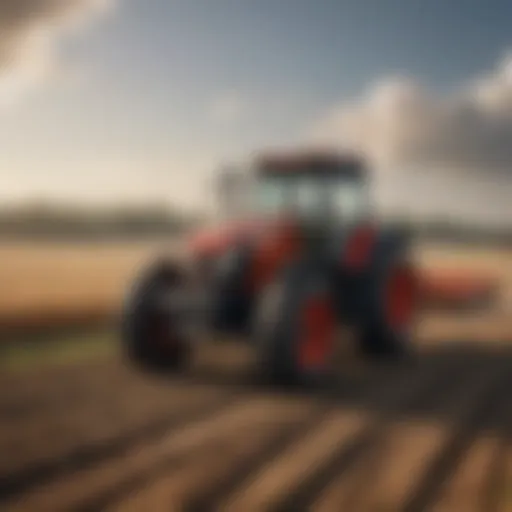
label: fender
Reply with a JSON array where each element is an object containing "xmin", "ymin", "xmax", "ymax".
[
  {"xmin": 334, "ymin": 221, "xmax": 414, "ymax": 321},
  {"xmin": 186, "ymin": 219, "xmax": 259, "ymax": 261},
  {"xmin": 247, "ymin": 220, "xmax": 302, "ymax": 293}
]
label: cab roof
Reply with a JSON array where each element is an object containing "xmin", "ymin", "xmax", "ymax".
[{"xmin": 255, "ymin": 150, "xmax": 365, "ymax": 179}]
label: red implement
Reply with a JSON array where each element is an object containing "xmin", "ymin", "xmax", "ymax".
[{"xmin": 419, "ymin": 270, "xmax": 498, "ymax": 309}]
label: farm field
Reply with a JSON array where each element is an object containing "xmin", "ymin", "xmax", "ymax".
[
  {"xmin": 0, "ymin": 238, "xmax": 177, "ymax": 333},
  {"xmin": 2, "ymin": 338, "xmax": 512, "ymax": 511},
  {"xmin": 1, "ymin": 238, "xmax": 511, "ymax": 342},
  {"xmin": 1, "ymin": 239, "xmax": 512, "ymax": 511}
]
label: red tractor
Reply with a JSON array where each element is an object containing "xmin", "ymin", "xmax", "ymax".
[{"xmin": 121, "ymin": 151, "xmax": 419, "ymax": 385}]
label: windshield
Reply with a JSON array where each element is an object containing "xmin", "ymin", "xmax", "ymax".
[
  {"xmin": 256, "ymin": 177, "xmax": 289, "ymax": 216},
  {"xmin": 253, "ymin": 173, "xmax": 368, "ymax": 222},
  {"xmin": 330, "ymin": 178, "xmax": 368, "ymax": 221}
]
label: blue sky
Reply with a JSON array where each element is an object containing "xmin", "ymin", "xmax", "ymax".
[{"xmin": 0, "ymin": 0, "xmax": 511, "ymax": 221}]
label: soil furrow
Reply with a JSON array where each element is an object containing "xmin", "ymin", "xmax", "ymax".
[
  {"xmin": 403, "ymin": 368, "xmax": 508, "ymax": 512},
  {"xmin": 310, "ymin": 356, "xmax": 483, "ymax": 512},
  {"xmin": 432, "ymin": 436, "xmax": 501, "ymax": 512},
  {"xmin": 5, "ymin": 397, "xmax": 301, "ymax": 512},
  {"xmin": 184, "ymin": 403, "xmax": 331, "ymax": 512},
  {"xmin": 106, "ymin": 400, "xmax": 321, "ymax": 512},
  {"xmin": 276, "ymin": 353, "xmax": 461, "ymax": 512},
  {"xmin": 221, "ymin": 408, "xmax": 367, "ymax": 512},
  {"xmin": 342, "ymin": 364, "xmax": 505, "ymax": 512},
  {"xmin": 1, "ymin": 334, "xmax": 511, "ymax": 511},
  {"xmin": 485, "ymin": 387, "xmax": 512, "ymax": 512},
  {"xmin": 430, "ymin": 373, "xmax": 512, "ymax": 512},
  {"xmin": 0, "ymin": 388, "xmax": 237, "ymax": 505},
  {"xmin": 0, "ymin": 379, "xmax": 199, "ymax": 474}
]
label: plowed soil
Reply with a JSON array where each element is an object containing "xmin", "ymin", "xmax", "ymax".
[
  {"xmin": 1, "ymin": 336, "xmax": 512, "ymax": 512},
  {"xmin": 1, "ymin": 241, "xmax": 511, "ymax": 511}
]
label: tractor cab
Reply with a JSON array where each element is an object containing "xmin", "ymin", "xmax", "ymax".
[
  {"xmin": 196, "ymin": 151, "xmax": 373, "ymax": 259},
  {"xmin": 216, "ymin": 151, "xmax": 371, "ymax": 227},
  {"xmin": 251, "ymin": 152, "xmax": 370, "ymax": 227}
]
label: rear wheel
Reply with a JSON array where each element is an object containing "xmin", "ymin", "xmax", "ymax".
[
  {"xmin": 359, "ymin": 253, "xmax": 418, "ymax": 361},
  {"xmin": 253, "ymin": 267, "xmax": 337, "ymax": 386},
  {"xmin": 121, "ymin": 259, "xmax": 193, "ymax": 373}
]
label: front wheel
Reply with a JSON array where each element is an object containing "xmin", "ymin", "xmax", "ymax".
[
  {"xmin": 121, "ymin": 259, "xmax": 193, "ymax": 373},
  {"xmin": 253, "ymin": 267, "xmax": 337, "ymax": 386}
]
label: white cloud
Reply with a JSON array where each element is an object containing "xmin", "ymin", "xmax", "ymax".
[
  {"xmin": 309, "ymin": 54, "xmax": 512, "ymax": 224},
  {"xmin": 0, "ymin": 0, "xmax": 114, "ymax": 107},
  {"xmin": 311, "ymin": 53, "xmax": 512, "ymax": 174},
  {"xmin": 209, "ymin": 91, "xmax": 249, "ymax": 126}
]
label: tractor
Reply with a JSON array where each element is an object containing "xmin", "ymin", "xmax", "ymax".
[{"xmin": 121, "ymin": 151, "xmax": 418, "ymax": 385}]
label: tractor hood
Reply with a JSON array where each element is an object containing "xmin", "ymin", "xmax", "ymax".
[
  {"xmin": 186, "ymin": 219, "xmax": 263, "ymax": 258},
  {"xmin": 186, "ymin": 216, "xmax": 302, "ymax": 259}
]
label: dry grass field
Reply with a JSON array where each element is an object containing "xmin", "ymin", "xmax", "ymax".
[
  {"xmin": 1, "ymin": 238, "xmax": 512, "ymax": 511},
  {"xmin": 0, "ymin": 239, "xmax": 178, "ymax": 332},
  {"xmin": 1, "ymin": 237, "xmax": 511, "ymax": 341}
]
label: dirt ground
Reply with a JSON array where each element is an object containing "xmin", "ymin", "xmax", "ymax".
[
  {"xmin": 1, "ymin": 333, "xmax": 512, "ymax": 512},
  {"xmin": 1, "ymin": 240, "xmax": 512, "ymax": 511}
]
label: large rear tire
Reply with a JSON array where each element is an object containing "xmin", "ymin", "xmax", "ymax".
[
  {"xmin": 358, "ymin": 246, "xmax": 417, "ymax": 361},
  {"xmin": 253, "ymin": 266, "xmax": 337, "ymax": 386},
  {"xmin": 121, "ymin": 259, "xmax": 193, "ymax": 373}
]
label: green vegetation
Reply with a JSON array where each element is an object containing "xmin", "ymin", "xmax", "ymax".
[{"xmin": 0, "ymin": 330, "xmax": 116, "ymax": 372}]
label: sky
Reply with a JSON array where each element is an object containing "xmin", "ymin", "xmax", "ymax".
[{"xmin": 0, "ymin": 0, "xmax": 511, "ymax": 224}]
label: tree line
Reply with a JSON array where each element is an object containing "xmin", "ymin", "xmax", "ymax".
[
  {"xmin": 0, "ymin": 202, "xmax": 510, "ymax": 246},
  {"xmin": 0, "ymin": 202, "xmax": 203, "ymax": 240}
]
